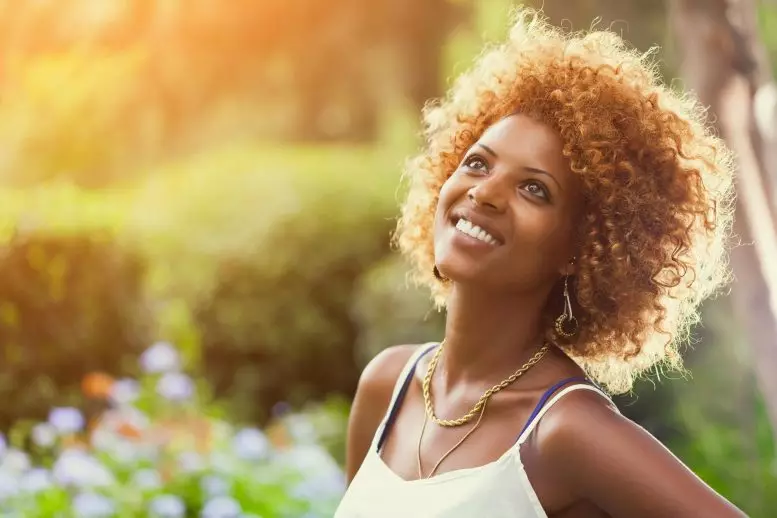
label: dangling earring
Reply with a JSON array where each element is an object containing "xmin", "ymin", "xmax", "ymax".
[
  {"xmin": 433, "ymin": 265, "xmax": 447, "ymax": 282},
  {"xmin": 554, "ymin": 275, "xmax": 579, "ymax": 338}
]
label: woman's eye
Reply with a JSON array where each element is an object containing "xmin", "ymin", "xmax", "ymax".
[
  {"xmin": 523, "ymin": 181, "xmax": 549, "ymax": 199},
  {"xmin": 463, "ymin": 156, "xmax": 488, "ymax": 171}
]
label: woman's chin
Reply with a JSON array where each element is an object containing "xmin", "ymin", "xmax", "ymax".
[{"xmin": 436, "ymin": 262, "xmax": 492, "ymax": 285}]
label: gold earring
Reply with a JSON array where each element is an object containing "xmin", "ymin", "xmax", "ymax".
[{"xmin": 554, "ymin": 275, "xmax": 578, "ymax": 338}]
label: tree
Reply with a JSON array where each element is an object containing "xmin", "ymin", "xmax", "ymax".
[{"xmin": 669, "ymin": 0, "xmax": 777, "ymax": 443}]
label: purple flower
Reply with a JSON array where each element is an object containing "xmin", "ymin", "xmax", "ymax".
[
  {"xmin": 0, "ymin": 470, "xmax": 19, "ymax": 501},
  {"xmin": 140, "ymin": 341, "xmax": 181, "ymax": 373},
  {"xmin": 1, "ymin": 448, "xmax": 31, "ymax": 473},
  {"xmin": 177, "ymin": 452, "xmax": 205, "ymax": 473},
  {"xmin": 72, "ymin": 492, "xmax": 115, "ymax": 517},
  {"xmin": 201, "ymin": 496, "xmax": 241, "ymax": 518},
  {"xmin": 109, "ymin": 378, "xmax": 140, "ymax": 405},
  {"xmin": 285, "ymin": 415, "xmax": 317, "ymax": 444},
  {"xmin": 131, "ymin": 468, "xmax": 162, "ymax": 490},
  {"xmin": 48, "ymin": 407, "xmax": 85, "ymax": 434},
  {"xmin": 156, "ymin": 372, "xmax": 194, "ymax": 401},
  {"xmin": 53, "ymin": 449, "xmax": 115, "ymax": 488},
  {"xmin": 20, "ymin": 468, "xmax": 52, "ymax": 493},
  {"xmin": 149, "ymin": 494, "xmax": 185, "ymax": 518},
  {"xmin": 200, "ymin": 474, "xmax": 230, "ymax": 498},
  {"xmin": 31, "ymin": 422, "xmax": 57, "ymax": 448},
  {"xmin": 232, "ymin": 428, "xmax": 269, "ymax": 461}
]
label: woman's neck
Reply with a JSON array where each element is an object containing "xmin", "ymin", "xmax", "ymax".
[{"xmin": 438, "ymin": 283, "xmax": 551, "ymax": 390}]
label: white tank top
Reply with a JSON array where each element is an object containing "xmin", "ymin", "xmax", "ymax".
[{"xmin": 335, "ymin": 344, "xmax": 616, "ymax": 518}]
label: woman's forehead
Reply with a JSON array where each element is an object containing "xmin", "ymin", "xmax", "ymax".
[{"xmin": 477, "ymin": 115, "xmax": 568, "ymax": 170}]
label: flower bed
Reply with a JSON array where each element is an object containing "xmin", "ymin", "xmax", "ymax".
[{"xmin": 0, "ymin": 342, "xmax": 346, "ymax": 517}]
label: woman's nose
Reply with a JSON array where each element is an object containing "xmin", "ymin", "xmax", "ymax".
[{"xmin": 467, "ymin": 176, "xmax": 508, "ymax": 212}]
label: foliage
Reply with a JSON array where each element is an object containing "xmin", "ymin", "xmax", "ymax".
[
  {"xmin": 0, "ymin": 341, "xmax": 345, "ymax": 517},
  {"xmin": 0, "ymin": 142, "xmax": 405, "ymax": 428},
  {"xmin": 666, "ymin": 301, "xmax": 777, "ymax": 518},
  {"xmin": 351, "ymin": 254, "xmax": 444, "ymax": 367},
  {"xmin": 0, "ymin": 1, "xmax": 774, "ymax": 513},
  {"xmin": 0, "ymin": 232, "xmax": 149, "ymax": 431},
  {"xmin": 124, "ymin": 143, "xmax": 402, "ymax": 423}
]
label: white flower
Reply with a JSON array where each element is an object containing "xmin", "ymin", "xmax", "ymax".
[
  {"xmin": 0, "ymin": 470, "xmax": 19, "ymax": 501},
  {"xmin": 283, "ymin": 445, "xmax": 346, "ymax": 501},
  {"xmin": 0, "ymin": 433, "xmax": 6, "ymax": 457},
  {"xmin": 232, "ymin": 428, "xmax": 269, "ymax": 461},
  {"xmin": 72, "ymin": 492, "xmax": 115, "ymax": 517},
  {"xmin": 131, "ymin": 468, "xmax": 162, "ymax": 490},
  {"xmin": 140, "ymin": 341, "xmax": 181, "ymax": 373},
  {"xmin": 93, "ymin": 407, "xmax": 149, "ymax": 442},
  {"xmin": 106, "ymin": 439, "xmax": 140, "ymax": 465},
  {"xmin": 20, "ymin": 468, "xmax": 52, "ymax": 493},
  {"xmin": 31, "ymin": 422, "xmax": 58, "ymax": 448},
  {"xmin": 49, "ymin": 407, "xmax": 84, "ymax": 434},
  {"xmin": 89, "ymin": 427, "xmax": 119, "ymax": 453},
  {"xmin": 178, "ymin": 451, "xmax": 205, "ymax": 473},
  {"xmin": 209, "ymin": 451, "xmax": 238, "ymax": 474},
  {"xmin": 109, "ymin": 378, "xmax": 140, "ymax": 405},
  {"xmin": 53, "ymin": 449, "xmax": 115, "ymax": 488},
  {"xmin": 48, "ymin": 407, "xmax": 85, "ymax": 434},
  {"xmin": 0, "ymin": 448, "xmax": 30, "ymax": 473},
  {"xmin": 156, "ymin": 372, "xmax": 194, "ymax": 401},
  {"xmin": 285, "ymin": 415, "xmax": 317, "ymax": 444},
  {"xmin": 201, "ymin": 474, "xmax": 230, "ymax": 498},
  {"xmin": 201, "ymin": 496, "xmax": 241, "ymax": 518},
  {"xmin": 149, "ymin": 494, "xmax": 186, "ymax": 518}
]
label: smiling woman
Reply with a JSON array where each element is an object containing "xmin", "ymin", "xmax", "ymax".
[{"xmin": 336, "ymin": 7, "xmax": 744, "ymax": 518}]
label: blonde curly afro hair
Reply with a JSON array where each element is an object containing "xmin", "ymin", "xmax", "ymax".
[{"xmin": 394, "ymin": 8, "xmax": 735, "ymax": 394}]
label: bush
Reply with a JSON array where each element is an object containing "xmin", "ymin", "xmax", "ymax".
[
  {"xmin": 124, "ymin": 144, "xmax": 401, "ymax": 423},
  {"xmin": 351, "ymin": 254, "xmax": 444, "ymax": 367},
  {"xmin": 0, "ymin": 232, "xmax": 149, "ymax": 431},
  {"xmin": 0, "ymin": 141, "xmax": 406, "ymax": 428}
]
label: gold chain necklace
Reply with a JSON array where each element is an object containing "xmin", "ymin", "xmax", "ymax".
[
  {"xmin": 416, "ymin": 395, "xmax": 489, "ymax": 479},
  {"xmin": 422, "ymin": 339, "xmax": 551, "ymax": 428}
]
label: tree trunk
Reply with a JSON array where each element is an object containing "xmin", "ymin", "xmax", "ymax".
[{"xmin": 669, "ymin": 0, "xmax": 777, "ymax": 441}]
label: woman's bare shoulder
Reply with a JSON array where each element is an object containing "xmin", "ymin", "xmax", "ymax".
[
  {"xmin": 357, "ymin": 344, "xmax": 423, "ymax": 403},
  {"xmin": 533, "ymin": 389, "xmax": 745, "ymax": 517},
  {"xmin": 344, "ymin": 344, "xmax": 425, "ymax": 482}
]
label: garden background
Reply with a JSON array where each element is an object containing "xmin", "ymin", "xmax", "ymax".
[{"xmin": 0, "ymin": 0, "xmax": 776, "ymax": 516}]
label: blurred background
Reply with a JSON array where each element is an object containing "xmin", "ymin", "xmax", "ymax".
[{"xmin": 0, "ymin": 0, "xmax": 776, "ymax": 516}]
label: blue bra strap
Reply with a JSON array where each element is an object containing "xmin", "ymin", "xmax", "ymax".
[
  {"xmin": 516, "ymin": 376, "xmax": 590, "ymax": 440},
  {"xmin": 376, "ymin": 343, "xmax": 438, "ymax": 452}
]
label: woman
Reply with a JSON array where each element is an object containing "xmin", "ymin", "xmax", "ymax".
[{"xmin": 335, "ymin": 8, "xmax": 745, "ymax": 518}]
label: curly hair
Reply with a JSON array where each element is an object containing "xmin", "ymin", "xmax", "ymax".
[{"xmin": 394, "ymin": 8, "xmax": 735, "ymax": 394}]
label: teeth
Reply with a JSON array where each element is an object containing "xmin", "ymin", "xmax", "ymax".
[{"xmin": 455, "ymin": 218, "xmax": 497, "ymax": 245}]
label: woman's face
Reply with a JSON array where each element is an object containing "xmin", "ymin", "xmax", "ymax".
[{"xmin": 433, "ymin": 114, "xmax": 583, "ymax": 293}]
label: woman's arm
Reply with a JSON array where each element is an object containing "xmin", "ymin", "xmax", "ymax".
[
  {"xmin": 539, "ymin": 391, "xmax": 747, "ymax": 517},
  {"xmin": 344, "ymin": 344, "xmax": 417, "ymax": 484}
]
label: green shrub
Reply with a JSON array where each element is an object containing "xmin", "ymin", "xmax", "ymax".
[
  {"xmin": 351, "ymin": 254, "xmax": 444, "ymax": 367},
  {"xmin": 0, "ymin": 232, "xmax": 149, "ymax": 430},
  {"xmin": 123, "ymin": 143, "xmax": 404, "ymax": 423},
  {"xmin": 0, "ymin": 142, "xmax": 407, "ymax": 427}
]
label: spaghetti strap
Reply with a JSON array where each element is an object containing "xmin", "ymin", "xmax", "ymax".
[
  {"xmin": 516, "ymin": 382, "xmax": 615, "ymax": 445},
  {"xmin": 375, "ymin": 343, "xmax": 438, "ymax": 452},
  {"xmin": 516, "ymin": 376, "xmax": 588, "ymax": 439}
]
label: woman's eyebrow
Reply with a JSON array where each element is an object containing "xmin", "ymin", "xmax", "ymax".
[
  {"xmin": 475, "ymin": 143, "xmax": 561, "ymax": 190},
  {"xmin": 475, "ymin": 143, "xmax": 498, "ymax": 158}
]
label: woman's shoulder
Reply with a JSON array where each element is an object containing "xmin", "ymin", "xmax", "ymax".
[
  {"xmin": 356, "ymin": 343, "xmax": 426, "ymax": 404},
  {"xmin": 345, "ymin": 344, "xmax": 427, "ymax": 480},
  {"xmin": 529, "ymin": 387, "xmax": 745, "ymax": 516}
]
